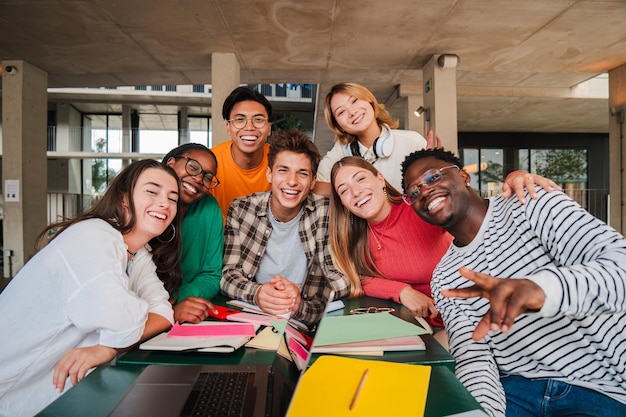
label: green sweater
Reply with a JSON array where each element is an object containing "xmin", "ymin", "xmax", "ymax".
[{"xmin": 176, "ymin": 194, "xmax": 223, "ymax": 301}]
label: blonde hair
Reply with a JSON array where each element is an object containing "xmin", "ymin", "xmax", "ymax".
[
  {"xmin": 328, "ymin": 156, "xmax": 403, "ymax": 298},
  {"xmin": 324, "ymin": 82, "xmax": 399, "ymax": 146}
]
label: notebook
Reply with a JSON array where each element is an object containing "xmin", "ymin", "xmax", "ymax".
[
  {"xmin": 138, "ymin": 322, "xmax": 260, "ymax": 353},
  {"xmin": 108, "ymin": 292, "xmax": 336, "ymax": 417}
]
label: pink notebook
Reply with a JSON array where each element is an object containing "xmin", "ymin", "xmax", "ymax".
[{"xmin": 167, "ymin": 322, "xmax": 257, "ymax": 338}]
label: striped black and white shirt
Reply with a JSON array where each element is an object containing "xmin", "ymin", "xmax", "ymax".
[{"xmin": 432, "ymin": 188, "xmax": 626, "ymax": 417}]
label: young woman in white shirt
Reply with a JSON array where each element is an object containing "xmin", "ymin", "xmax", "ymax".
[{"xmin": 0, "ymin": 159, "xmax": 182, "ymax": 417}]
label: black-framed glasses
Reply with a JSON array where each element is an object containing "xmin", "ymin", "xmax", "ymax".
[
  {"xmin": 227, "ymin": 115, "xmax": 268, "ymax": 130},
  {"xmin": 402, "ymin": 165, "xmax": 460, "ymax": 204},
  {"xmin": 180, "ymin": 157, "xmax": 220, "ymax": 189},
  {"xmin": 349, "ymin": 307, "xmax": 395, "ymax": 315}
]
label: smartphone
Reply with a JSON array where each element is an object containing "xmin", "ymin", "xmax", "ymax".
[{"xmin": 208, "ymin": 304, "xmax": 241, "ymax": 320}]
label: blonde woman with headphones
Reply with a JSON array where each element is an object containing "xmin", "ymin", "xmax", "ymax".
[{"xmin": 314, "ymin": 82, "xmax": 429, "ymax": 196}]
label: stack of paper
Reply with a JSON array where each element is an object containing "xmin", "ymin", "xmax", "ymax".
[
  {"xmin": 310, "ymin": 312, "xmax": 427, "ymax": 355},
  {"xmin": 139, "ymin": 322, "xmax": 260, "ymax": 353}
]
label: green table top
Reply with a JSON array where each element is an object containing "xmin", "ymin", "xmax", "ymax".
[
  {"xmin": 38, "ymin": 294, "xmax": 482, "ymax": 416},
  {"xmin": 38, "ymin": 362, "xmax": 482, "ymax": 417}
]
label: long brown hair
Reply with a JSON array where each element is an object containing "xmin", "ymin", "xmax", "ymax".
[
  {"xmin": 324, "ymin": 82, "xmax": 399, "ymax": 146},
  {"xmin": 328, "ymin": 156, "xmax": 403, "ymax": 298},
  {"xmin": 35, "ymin": 159, "xmax": 183, "ymax": 294}
]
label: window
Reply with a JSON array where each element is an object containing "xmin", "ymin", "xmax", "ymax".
[{"xmin": 459, "ymin": 132, "xmax": 607, "ymax": 221}]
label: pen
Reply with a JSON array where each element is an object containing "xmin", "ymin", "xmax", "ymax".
[
  {"xmin": 414, "ymin": 316, "xmax": 434, "ymax": 334},
  {"xmin": 349, "ymin": 368, "xmax": 369, "ymax": 410}
]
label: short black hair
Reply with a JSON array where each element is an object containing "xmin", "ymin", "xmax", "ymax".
[
  {"xmin": 401, "ymin": 148, "xmax": 463, "ymax": 192},
  {"xmin": 268, "ymin": 129, "xmax": 321, "ymax": 176},
  {"xmin": 222, "ymin": 86, "xmax": 272, "ymax": 120},
  {"xmin": 162, "ymin": 143, "xmax": 217, "ymax": 171}
]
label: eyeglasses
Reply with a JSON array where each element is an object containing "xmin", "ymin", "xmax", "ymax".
[
  {"xmin": 180, "ymin": 157, "xmax": 220, "ymax": 189},
  {"xmin": 227, "ymin": 115, "xmax": 269, "ymax": 130},
  {"xmin": 402, "ymin": 165, "xmax": 460, "ymax": 204},
  {"xmin": 349, "ymin": 307, "xmax": 395, "ymax": 315}
]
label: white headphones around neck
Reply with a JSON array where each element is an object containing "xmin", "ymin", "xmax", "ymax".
[{"xmin": 344, "ymin": 134, "xmax": 393, "ymax": 159}]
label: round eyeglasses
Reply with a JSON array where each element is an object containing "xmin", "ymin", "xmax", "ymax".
[
  {"xmin": 403, "ymin": 165, "xmax": 460, "ymax": 204},
  {"xmin": 227, "ymin": 115, "xmax": 269, "ymax": 130},
  {"xmin": 180, "ymin": 156, "xmax": 220, "ymax": 190}
]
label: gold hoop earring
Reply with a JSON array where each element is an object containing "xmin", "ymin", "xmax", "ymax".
[
  {"xmin": 157, "ymin": 224, "xmax": 176, "ymax": 243},
  {"xmin": 383, "ymin": 187, "xmax": 389, "ymax": 201}
]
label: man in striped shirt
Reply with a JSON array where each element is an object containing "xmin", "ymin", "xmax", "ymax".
[{"xmin": 401, "ymin": 148, "xmax": 626, "ymax": 417}]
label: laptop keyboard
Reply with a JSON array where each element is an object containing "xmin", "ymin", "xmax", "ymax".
[{"xmin": 181, "ymin": 371, "xmax": 255, "ymax": 417}]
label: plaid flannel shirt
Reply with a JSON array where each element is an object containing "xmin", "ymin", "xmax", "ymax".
[{"xmin": 220, "ymin": 191, "xmax": 350, "ymax": 325}]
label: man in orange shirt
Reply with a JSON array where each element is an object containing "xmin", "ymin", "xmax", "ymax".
[{"xmin": 210, "ymin": 87, "xmax": 273, "ymax": 219}]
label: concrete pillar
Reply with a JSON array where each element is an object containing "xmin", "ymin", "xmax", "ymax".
[
  {"xmin": 179, "ymin": 107, "xmax": 190, "ymax": 144},
  {"xmin": 405, "ymin": 95, "xmax": 425, "ymax": 136},
  {"xmin": 122, "ymin": 104, "xmax": 132, "ymax": 167},
  {"xmin": 398, "ymin": 84, "xmax": 424, "ymax": 137},
  {"xmin": 1, "ymin": 60, "xmax": 48, "ymax": 277},
  {"xmin": 52, "ymin": 103, "xmax": 82, "ymax": 196},
  {"xmin": 422, "ymin": 54, "xmax": 460, "ymax": 154},
  {"xmin": 608, "ymin": 63, "xmax": 626, "ymax": 233},
  {"xmin": 312, "ymin": 82, "xmax": 335, "ymax": 154},
  {"xmin": 211, "ymin": 53, "xmax": 240, "ymax": 146}
]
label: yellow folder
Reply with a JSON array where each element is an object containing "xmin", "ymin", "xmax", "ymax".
[{"xmin": 287, "ymin": 355, "xmax": 431, "ymax": 416}]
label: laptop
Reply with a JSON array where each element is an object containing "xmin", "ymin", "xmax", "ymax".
[{"xmin": 108, "ymin": 292, "xmax": 335, "ymax": 417}]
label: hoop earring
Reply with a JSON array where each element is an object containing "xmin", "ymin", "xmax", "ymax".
[
  {"xmin": 157, "ymin": 224, "xmax": 176, "ymax": 243},
  {"xmin": 383, "ymin": 186, "xmax": 390, "ymax": 201}
]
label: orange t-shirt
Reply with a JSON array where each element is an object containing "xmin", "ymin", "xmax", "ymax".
[{"xmin": 210, "ymin": 141, "xmax": 271, "ymax": 220}]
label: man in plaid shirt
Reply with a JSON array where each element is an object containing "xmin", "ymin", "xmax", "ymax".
[{"xmin": 220, "ymin": 129, "xmax": 350, "ymax": 326}]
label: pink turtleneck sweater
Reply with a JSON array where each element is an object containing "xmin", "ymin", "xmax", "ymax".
[{"xmin": 363, "ymin": 202, "xmax": 452, "ymax": 325}]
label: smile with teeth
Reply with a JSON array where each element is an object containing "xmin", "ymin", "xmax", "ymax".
[
  {"xmin": 352, "ymin": 114, "xmax": 364, "ymax": 124},
  {"xmin": 282, "ymin": 189, "xmax": 299, "ymax": 196},
  {"xmin": 182, "ymin": 182, "xmax": 198, "ymax": 194},
  {"xmin": 241, "ymin": 135, "xmax": 258, "ymax": 142},
  {"xmin": 356, "ymin": 195, "xmax": 371, "ymax": 207},
  {"xmin": 427, "ymin": 197, "xmax": 446, "ymax": 211},
  {"xmin": 148, "ymin": 211, "xmax": 167, "ymax": 220}
]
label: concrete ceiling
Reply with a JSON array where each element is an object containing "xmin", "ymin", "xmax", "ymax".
[{"xmin": 1, "ymin": 0, "xmax": 624, "ymax": 138}]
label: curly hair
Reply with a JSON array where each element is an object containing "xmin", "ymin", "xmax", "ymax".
[
  {"xmin": 401, "ymin": 148, "xmax": 463, "ymax": 192},
  {"xmin": 161, "ymin": 143, "xmax": 217, "ymax": 172}
]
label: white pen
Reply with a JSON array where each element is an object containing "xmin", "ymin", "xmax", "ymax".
[{"xmin": 414, "ymin": 316, "xmax": 434, "ymax": 334}]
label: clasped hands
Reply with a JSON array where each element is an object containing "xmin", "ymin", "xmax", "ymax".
[
  {"xmin": 442, "ymin": 267, "xmax": 546, "ymax": 341},
  {"xmin": 255, "ymin": 275, "xmax": 301, "ymax": 317}
]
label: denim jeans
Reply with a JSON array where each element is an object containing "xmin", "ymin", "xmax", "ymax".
[{"xmin": 501, "ymin": 375, "xmax": 626, "ymax": 417}]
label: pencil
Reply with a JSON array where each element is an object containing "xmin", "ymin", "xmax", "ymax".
[{"xmin": 349, "ymin": 368, "xmax": 369, "ymax": 410}]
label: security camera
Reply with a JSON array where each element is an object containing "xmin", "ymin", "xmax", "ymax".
[
  {"xmin": 437, "ymin": 54, "xmax": 460, "ymax": 69},
  {"xmin": 4, "ymin": 65, "xmax": 17, "ymax": 75}
]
